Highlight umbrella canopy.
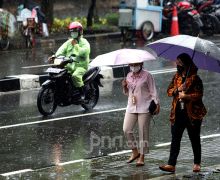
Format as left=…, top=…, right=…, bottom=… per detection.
left=90, top=48, right=156, bottom=67
left=147, top=35, right=220, bottom=73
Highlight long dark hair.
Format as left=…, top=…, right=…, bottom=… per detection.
left=177, top=53, right=198, bottom=75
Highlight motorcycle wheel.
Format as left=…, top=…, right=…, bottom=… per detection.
left=81, top=82, right=99, bottom=110
left=141, top=21, right=154, bottom=41
left=37, top=86, right=57, bottom=116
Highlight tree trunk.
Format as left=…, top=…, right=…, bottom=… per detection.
left=87, top=0, right=96, bottom=28
left=0, top=0, right=3, bottom=8
left=41, top=0, right=54, bottom=30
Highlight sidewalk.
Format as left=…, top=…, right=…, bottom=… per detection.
left=0, top=31, right=125, bottom=92
left=1, top=136, right=220, bottom=179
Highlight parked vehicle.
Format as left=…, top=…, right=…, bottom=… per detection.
left=190, top=0, right=220, bottom=35
left=37, top=56, right=103, bottom=116
left=118, top=0, right=163, bottom=41
left=162, top=0, right=202, bottom=36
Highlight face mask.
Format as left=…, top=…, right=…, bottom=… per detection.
left=130, top=65, right=141, bottom=73
left=177, top=65, right=184, bottom=74
left=71, top=32, right=78, bottom=39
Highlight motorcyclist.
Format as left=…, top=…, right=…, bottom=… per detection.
left=49, top=21, right=91, bottom=101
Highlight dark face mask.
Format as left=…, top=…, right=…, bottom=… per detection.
left=177, top=65, right=184, bottom=74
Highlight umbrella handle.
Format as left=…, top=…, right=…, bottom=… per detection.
left=123, top=65, right=126, bottom=78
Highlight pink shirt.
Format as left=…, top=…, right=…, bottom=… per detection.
left=125, top=69, right=159, bottom=113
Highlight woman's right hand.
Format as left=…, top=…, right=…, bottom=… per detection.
left=122, top=79, right=128, bottom=95
left=48, top=55, right=56, bottom=62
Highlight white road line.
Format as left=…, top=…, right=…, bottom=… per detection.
left=201, top=134, right=220, bottom=139
left=108, top=150, right=132, bottom=156
left=155, top=142, right=171, bottom=147
left=1, top=169, right=33, bottom=176
left=150, top=69, right=176, bottom=74
left=155, top=134, right=220, bottom=147
left=0, top=108, right=126, bottom=129
left=58, top=159, right=85, bottom=166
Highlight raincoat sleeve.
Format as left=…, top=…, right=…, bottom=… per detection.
left=148, top=73, right=159, bottom=104
left=167, top=74, right=178, bottom=97
left=74, top=39, right=90, bottom=58
left=55, top=40, right=69, bottom=56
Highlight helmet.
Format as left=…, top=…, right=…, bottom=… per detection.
left=68, top=21, right=83, bottom=37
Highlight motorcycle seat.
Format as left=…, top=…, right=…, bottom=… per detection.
left=83, top=67, right=100, bottom=83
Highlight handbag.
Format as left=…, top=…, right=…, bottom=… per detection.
left=149, top=100, right=157, bottom=115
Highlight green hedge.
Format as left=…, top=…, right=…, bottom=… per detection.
left=50, top=13, right=119, bottom=33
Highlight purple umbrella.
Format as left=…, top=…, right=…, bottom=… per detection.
left=147, top=35, right=220, bottom=73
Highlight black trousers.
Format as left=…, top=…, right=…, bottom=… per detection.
left=168, top=105, right=202, bottom=166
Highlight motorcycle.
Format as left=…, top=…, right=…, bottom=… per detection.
left=162, top=0, right=202, bottom=36
left=37, top=56, right=103, bottom=116
left=190, top=0, right=220, bottom=35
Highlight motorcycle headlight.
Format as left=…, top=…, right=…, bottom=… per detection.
left=54, top=58, right=63, bottom=65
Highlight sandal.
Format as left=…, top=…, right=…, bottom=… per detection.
left=127, top=153, right=140, bottom=163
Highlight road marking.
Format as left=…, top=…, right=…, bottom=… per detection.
left=201, top=134, right=220, bottom=139
left=149, top=68, right=176, bottom=74
left=108, top=150, right=132, bottom=156
left=155, top=142, right=171, bottom=147
left=1, top=169, right=33, bottom=176
left=155, top=134, right=220, bottom=147
left=0, top=108, right=126, bottom=129
left=58, top=159, right=85, bottom=166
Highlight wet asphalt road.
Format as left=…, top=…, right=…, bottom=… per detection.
left=0, top=36, right=220, bottom=179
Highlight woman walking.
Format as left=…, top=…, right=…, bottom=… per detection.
left=122, top=62, right=160, bottom=166
left=159, top=53, right=207, bottom=173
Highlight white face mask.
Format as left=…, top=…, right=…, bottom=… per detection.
left=71, top=32, right=78, bottom=39
left=130, top=65, right=141, bottom=73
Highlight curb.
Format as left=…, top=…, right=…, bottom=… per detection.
left=0, top=32, right=123, bottom=93
left=0, top=65, right=129, bottom=92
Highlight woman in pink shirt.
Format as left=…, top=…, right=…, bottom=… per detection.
left=122, top=62, right=160, bottom=166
